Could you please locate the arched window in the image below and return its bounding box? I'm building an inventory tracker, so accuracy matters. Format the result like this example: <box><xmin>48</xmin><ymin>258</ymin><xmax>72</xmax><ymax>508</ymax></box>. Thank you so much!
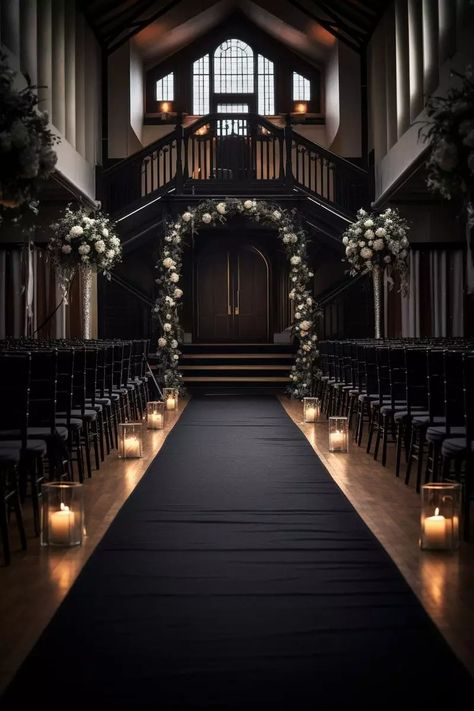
<box><xmin>214</xmin><ymin>39</ymin><xmax>254</xmax><ymax>94</ymax></box>
<box><xmin>156</xmin><ymin>72</ymin><xmax>174</xmax><ymax>101</ymax></box>
<box><xmin>293</xmin><ymin>72</ymin><xmax>310</xmax><ymax>101</ymax></box>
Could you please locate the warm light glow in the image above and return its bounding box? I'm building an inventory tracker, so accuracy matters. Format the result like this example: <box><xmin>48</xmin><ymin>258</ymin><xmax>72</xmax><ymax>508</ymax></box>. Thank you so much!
<box><xmin>294</xmin><ymin>102</ymin><xmax>307</xmax><ymax>114</ymax></box>
<box><xmin>159</xmin><ymin>101</ymin><xmax>172</xmax><ymax>114</ymax></box>
<box><xmin>195</xmin><ymin>125</ymin><xmax>209</xmax><ymax>136</ymax></box>
<box><xmin>310</xmin><ymin>24</ymin><xmax>336</xmax><ymax>46</ymax></box>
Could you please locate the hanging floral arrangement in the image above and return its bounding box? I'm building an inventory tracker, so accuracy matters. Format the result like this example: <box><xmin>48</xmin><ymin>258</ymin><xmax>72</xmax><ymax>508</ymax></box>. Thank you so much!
<box><xmin>0</xmin><ymin>52</ymin><xmax>58</xmax><ymax>215</ymax></box>
<box><xmin>342</xmin><ymin>207</ymin><xmax>410</xmax><ymax>291</ymax></box>
<box><xmin>421</xmin><ymin>66</ymin><xmax>474</xmax><ymax>201</ymax></box>
<box><xmin>153</xmin><ymin>198</ymin><xmax>318</xmax><ymax>399</ymax></box>
<box><xmin>49</xmin><ymin>204</ymin><xmax>122</xmax><ymax>287</ymax></box>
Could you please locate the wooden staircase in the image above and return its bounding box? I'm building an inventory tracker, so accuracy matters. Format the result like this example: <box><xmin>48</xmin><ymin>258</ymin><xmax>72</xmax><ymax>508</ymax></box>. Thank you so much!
<box><xmin>179</xmin><ymin>343</ymin><xmax>296</xmax><ymax>391</ymax></box>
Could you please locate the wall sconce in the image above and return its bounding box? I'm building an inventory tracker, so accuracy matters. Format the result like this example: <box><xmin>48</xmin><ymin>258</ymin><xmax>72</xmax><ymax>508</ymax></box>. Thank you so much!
<box><xmin>158</xmin><ymin>101</ymin><xmax>172</xmax><ymax>119</ymax></box>
<box><xmin>195</xmin><ymin>124</ymin><xmax>209</xmax><ymax>138</ymax></box>
<box><xmin>293</xmin><ymin>102</ymin><xmax>308</xmax><ymax>114</ymax></box>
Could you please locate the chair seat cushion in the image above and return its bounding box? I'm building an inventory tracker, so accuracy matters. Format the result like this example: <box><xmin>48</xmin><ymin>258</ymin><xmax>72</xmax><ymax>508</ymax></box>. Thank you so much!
<box><xmin>58</xmin><ymin>409</ymin><xmax>97</xmax><ymax>422</ymax></box>
<box><xmin>426</xmin><ymin>425</ymin><xmax>465</xmax><ymax>442</ymax></box>
<box><xmin>412</xmin><ymin>415</ymin><xmax>445</xmax><ymax>428</ymax></box>
<box><xmin>0</xmin><ymin>439</ymin><xmax>47</xmax><ymax>455</ymax></box>
<box><xmin>0</xmin><ymin>446</ymin><xmax>21</xmax><ymax>465</ymax></box>
<box><xmin>393</xmin><ymin>408</ymin><xmax>429</xmax><ymax>422</ymax></box>
<box><xmin>441</xmin><ymin>438</ymin><xmax>473</xmax><ymax>456</ymax></box>
<box><xmin>0</xmin><ymin>426</ymin><xmax>68</xmax><ymax>442</ymax></box>
<box><xmin>94</xmin><ymin>397</ymin><xmax>112</xmax><ymax>406</ymax></box>
<box><xmin>85</xmin><ymin>401</ymin><xmax>103</xmax><ymax>413</ymax></box>
<box><xmin>55</xmin><ymin>418</ymin><xmax>83</xmax><ymax>432</ymax></box>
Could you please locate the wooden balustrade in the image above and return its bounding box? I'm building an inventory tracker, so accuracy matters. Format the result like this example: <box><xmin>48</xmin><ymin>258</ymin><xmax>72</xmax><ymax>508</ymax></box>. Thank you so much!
<box><xmin>99</xmin><ymin>114</ymin><xmax>368</xmax><ymax>218</ymax></box>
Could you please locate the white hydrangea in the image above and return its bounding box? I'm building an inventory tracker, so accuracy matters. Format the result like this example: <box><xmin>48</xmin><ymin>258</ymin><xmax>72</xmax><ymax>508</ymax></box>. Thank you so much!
<box><xmin>174</xmin><ymin>288</ymin><xmax>183</xmax><ymax>298</ymax></box>
<box><xmin>61</xmin><ymin>244</ymin><xmax>72</xmax><ymax>254</ymax></box>
<box><xmin>375</xmin><ymin>227</ymin><xmax>386</xmax><ymax>237</ymax></box>
<box><xmin>364</xmin><ymin>229</ymin><xmax>374</xmax><ymax>239</ymax></box>
<box><xmin>102</xmin><ymin>228</ymin><xmax>109</xmax><ymax>237</ymax></box>
<box><xmin>70</xmin><ymin>225</ymin><xmax>83</xmax><ymax>237</ymax></box>
<box><xmin>170</xmin><ymin>272</ymin><xmax>180</xmax><ymax>283</ymax></box>
<box><xmin>216</xmin><ymin>202</ymin><xmax>226</xmax><ymax>215</ymax></box>
<box><xmin>182</xmin><ymin>212</ymin><xmax>192</xmax><ymax>222</ymax></box>
<box><xmin>163</xmin><ymin>323</ymin><xmax>172</xmax><ymax>332</ymax></box>
<box><xmin>364</xmin><ymin>219</ymin><xmax>374</xmax><ymax>228</ymax></box>
<box><xmin>283</xmin><ymin>235</ymin><xmax>290</xmax><ymax>244</ymax></box>
<box><xmin>158</xmin><ymin>337</ymin><xmax>167</xmax><ymax>348</ymax></box>
<box><xmin>78</xmin><ymin>244</ymin><xmax>90</xmax><ymax>255</ymax></box>
<box><xmin>95</xmin><ymin>240</ymin><xmax>106</xmax><ymax>253</ymax></box>
<box><xmin>111</xmin><ymin>237</ymin><xmax>120</xmax><ymax>247</ymax></box>
<box><xmin>373</xmin><ymin>239</ymin><xmax>385</xmax><ymax>251</ymax></box>
<box><xmin>358</xmin><ymin>240</ymin><xmax>366</xmax><ymax>247</ymax></box>
<box><xmin>290</xmin><ymin>255</ymin><xmax>301</xmax><ymax>265</ymax></box>
<box><xmin>273</xmin><ymin>210</ymin><xmax>281</xmax><ymax>220</ymax></box>
<box><xmin>400</xmin><ymin>237</ymin><xmax>409</xmax><ymax>247</ymax></box>
<box><xmin>81</xmin><ymin>255</ymin><xmax>89</xmax><ymax>262</ymax></box>
<box><xmin>201</xmin><ymin>213</ymin><xmax>212</xmax><ymax>224</ymax></box>
<box><xmin>360</xmin><ymin>247</ymin><xmax>373</xmax><ymax>259</ymax></box>
<box><xmin>295</xmin><ymin>312</ymin><xmax>301</xmax><ymax>319</ymax></box>
<box><xmin>300</xmin><ymin>320</ymin><xmax>312</xmax><ymax>330</ymax></box>
<box><xmin>243</xmin><ymin>200</ymin><xmax>253</xmax><ymax>209</ymax></box>
<box><xmin>171</xmin><ymin>339</ymin><xmax>178</xmax><ymax>348</ymax></box>
<box><xmin>163</xmin><ymin>257</ymin><xmax>175</xmax><ymax>269</ymax></box>
<box><xmin>106</xmin><ymin>249</ymin><xmax>115</xmax><ymax>259</ymax></box>
<box><xmin>342</xmin><ymin>236</ymin><xmax>349</xmax><ymax>245</ymax></box>
<box><xmin>173</xmin><ymin>235</ymin><xmax>181</xmax><ymax>244</ymax></box>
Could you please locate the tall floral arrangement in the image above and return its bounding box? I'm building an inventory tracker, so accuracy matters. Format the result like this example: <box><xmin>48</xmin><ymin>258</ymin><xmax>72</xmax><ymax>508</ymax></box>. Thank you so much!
<box><xmin>0</xmin><ymin>52</ymin><xmax>58</xmax><ymax>215</ymax></box>
<box><xmin>421</xmin><ymin>67</ymin><xmax>474</xmax><ymax>201</ymax></box>
<box><xmin>49</xmin><ymin>205</ymin><xmax>122</xmax><ymax>285</ymax></box>
<box><xmin>153</xmin><ymin>198</ymin><xmax>318</xmax><ymax>398</ymax></box>
<box><xmin>342</xmin><ymin>207</ymin><xmax>410</xmax><ymax>291</ymax></box>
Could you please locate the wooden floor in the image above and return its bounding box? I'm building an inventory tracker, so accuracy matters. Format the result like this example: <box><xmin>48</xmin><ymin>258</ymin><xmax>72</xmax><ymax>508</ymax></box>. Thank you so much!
<box><xmin>1</xmin><ymin>395</ymin><xmax>473</xmax><ymax>694</ymax></box>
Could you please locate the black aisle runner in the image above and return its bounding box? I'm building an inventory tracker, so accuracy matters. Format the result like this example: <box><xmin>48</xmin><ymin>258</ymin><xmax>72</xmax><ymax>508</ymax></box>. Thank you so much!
<box><xmin>4</xmin><ymin>396</ymin><xmax>473</xmax><ymax>708</ymax></box>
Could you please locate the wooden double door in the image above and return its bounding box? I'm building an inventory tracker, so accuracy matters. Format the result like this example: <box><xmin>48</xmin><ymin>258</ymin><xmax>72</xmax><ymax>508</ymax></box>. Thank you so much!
<box><xmin>196</xmin><ymin>243</ymin><xmax>269</xmax><ymax>342</ymax></box>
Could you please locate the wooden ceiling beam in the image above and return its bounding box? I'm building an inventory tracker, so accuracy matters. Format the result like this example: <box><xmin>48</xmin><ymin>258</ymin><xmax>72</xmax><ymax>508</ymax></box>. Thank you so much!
<box><xmin>289</xmin><ymin>0</ymin><xmax>363</xmax><ymax>53</ymax></box>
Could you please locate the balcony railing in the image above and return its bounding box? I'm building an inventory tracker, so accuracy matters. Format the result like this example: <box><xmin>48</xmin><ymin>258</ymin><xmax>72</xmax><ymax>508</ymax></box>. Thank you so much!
<box><xmin>100</xmin><ymin>114</ymin><xmax>368</xmax><ymax>218</ymax></box>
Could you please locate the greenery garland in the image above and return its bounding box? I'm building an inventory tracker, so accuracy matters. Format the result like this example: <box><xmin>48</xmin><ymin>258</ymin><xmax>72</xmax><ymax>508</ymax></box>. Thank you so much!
<box><xmin>153</xmin><ymin>198</ymin><xmax>318</xmax><ymax>398</ymax></box>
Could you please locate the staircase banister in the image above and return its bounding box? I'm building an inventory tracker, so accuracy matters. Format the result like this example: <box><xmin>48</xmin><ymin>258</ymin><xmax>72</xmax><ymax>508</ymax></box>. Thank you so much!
<box><xmin>291</xmin><ymin>131</ymin><xmax>368</xmax><ymax>177</ymax></box>
<box><xmin>101</xmin><ymin>130</ymin><xmax>178</xmax><ymax>177</ymax></box>
<box><xmin>317</xmin><ymin>272</ymin><xmax>366</xmax><ymax>307</ymax></box>
<box><xmin>184</xmin><ymin>113</ymin><xmax>284</xmax><ymax>137</ymax></box>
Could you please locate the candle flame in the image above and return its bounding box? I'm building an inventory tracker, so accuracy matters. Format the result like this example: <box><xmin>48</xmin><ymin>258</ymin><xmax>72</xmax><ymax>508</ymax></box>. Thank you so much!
<box><xmin>60</xmin><ymin>503</ymin><xmax>70</xmax><ymax>512</ymax></box>
<box><xmin>435</xmin><ymin>507</ymin><xmax>439</xmax><ymax>516</ymax></box>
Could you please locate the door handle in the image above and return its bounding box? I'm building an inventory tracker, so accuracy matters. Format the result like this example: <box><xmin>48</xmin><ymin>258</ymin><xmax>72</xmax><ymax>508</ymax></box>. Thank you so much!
<box><xmin>235</xmin><ymin>290</ymin><xmax>239</xmax><ymax>316</ymax></box>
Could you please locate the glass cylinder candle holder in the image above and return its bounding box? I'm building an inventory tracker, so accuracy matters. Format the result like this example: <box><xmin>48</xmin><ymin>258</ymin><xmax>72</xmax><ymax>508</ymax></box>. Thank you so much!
<box><xmin>118</xmin><ymin>422</ymin><xmax>144</xmax><ymax>459</ymax></box>
<box><xmin>328</xmin><ymin>416</ymin><xmax>349</xmax><ymax>452</ymax></box>
<box><xmin>303</xmin><ymin>397</ymin><xmax>321</xmax><ymax>423</ymax></box>
<box><xmin>420</xmin><ymin>482</ymin><xmax>461</xmax><ymax>551</ymax></box>
<box><xmin>163</xmin><ymin>387</ymin><xmax>178</xmax><ymax>412</ymax></box>
<box><xmin>147</xmin><ymin>401</ymin><xmax>165</xmax><ymax>430</ymax></box>
<box><xmin>41</xmin><ymin>482</ymin><xmax>84</xmax><ymax>547</ymax></box>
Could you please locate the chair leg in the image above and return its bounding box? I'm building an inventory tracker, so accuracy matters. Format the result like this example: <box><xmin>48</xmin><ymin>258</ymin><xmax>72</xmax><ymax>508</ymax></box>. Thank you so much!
<box><xmin>395</xmin><ymin>421</ymin><xmax>403</xmax><ymax>477</ymax></box>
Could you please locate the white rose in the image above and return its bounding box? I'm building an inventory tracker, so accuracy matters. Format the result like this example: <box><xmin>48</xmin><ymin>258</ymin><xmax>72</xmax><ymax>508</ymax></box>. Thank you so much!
<box><xmin>295</xmin><ymin>312</ymin><xmax>301</xmax><ymax>319</ymax></box>
<box><xmin>95</xmin><ymin>240</ymin><xmax>106</xmax><ymax>253</ymax></box>
<box><xmin>373</xmin><ymin>239</ymin><xmax>385</xmax><ymax>251</ymax></box>
<box><xmin>70</xmin><ymin>225</ymin><xmax>83</xmax><ymax>237</ymax></box>
<box><xmin>163</xmin><ymin>257</ymin><xmax>175</xmax><ymax>269</ymax></box>
<box><xmin>201</xmin><ymin>213</ymin><xmax>212</xmax><ymax>224</ymax></box>
<box><xmin>342</xmin><ymin>236</ymin><xmax>349</xmax><ymax>245</ymax></box>
<box><xmin>216</xmin><ymin>202</ymin><xmax>226</xmax><ymax>214</ymax></box>
<box><xmin>171</xmin><ymin>339</ymin><xmax>178</xmax><ymax>348</ymax></box>
<box><xmin>364</xmin><ymin>219</ymin><xmax>374</xmax><ymax>228</ymax></box>
<box><xmin>163</xmin><ymin>323</ymin><xmax>172</xmax><ymax>332</ymax></box>
<box><xmin>170</xmin><ymin>272</ymin><xmax>180</xmax><ymax>283</ymax></box>
<box><xmin>61</xmin><ymin>244</ymin><xmax>72</xmax><ymax>254</ymax></box>
<box><xmin>243</xmin><ymin>200</ymin><xmax>253</xmax><ymax>209</ymax></box>
<box><xmin>158</xmin><ymin>338</ymin><xmax>167</xmax><ymax>348</ymax></box>
<box><xmin>172</xmin><ymin>354</ymin><xmax>179</xmax><ymax>360</ymax></box>
<box><xmin>306</xmin><ymin>298</ymin><xmax>312</xmax><ymax>305</ymax></box>
<box><xmin>290</xmin><ymin>255</ymin><xmax>301</xmax><ymax>265</ymax></box>
<box><xmin>375</xmin><ymin>227</ymin><xmax>386</xmax><ymax>237</ymax></box>
<box><xmin>82</xmin><ymin>217</ymin><xmax>91</xmax><ymax>225</ymax></box>
<box><xmin>165</xmin><ymin>235</ymin><xmax>172</xmax><ymax>242</ymax></box>
<box><xmin>360</xmin><ymin>247</ymin><xmax>373</xmax><ymax>259</ymax></box>
<box><xmin>111</xmin><ymin>237</ymin><xmax>120</xmax><ymax>247</ymax></box>
<box><xmin>273</xmin><ymin>210</ymin><xmax>281</xmax><ymax>220</ymax></box>
<box><xmin>106</xmin><ymin>249</ymin><xmax>115</xmax><ymax>259</ymax></box>
<box><xmin>78</xmin><ymin>244</ymin><xmax>90</xmax><ymax>255</ymax></box>
<box><xmin>283</xmin><ymin>235</ymin><xmax>290</xmax><ymax>244</ymax></box>
<box><xmin>345</xmin><ymin>245</ymin><xmax>354</xmax><ymax>256</ymax></box>
<box><xmin>400</xmin><ymin>237</ymin><xmax>409</xmax><ymax>247</ymax></box>
<box><xmin>288</xmin><ymin>289</ymin><xmax>296</xmax><ymax>300</ymax></box>
<box><xmin>182</xmin><ymin>212</ymin><xmax>192</xmax><ymax>222</ymax></box>
<box><xmin>102</xmin><ymin>228</ymin><xmax>109</xmax><ymax>237</ymax></box>
<box><xmin>174</xmin><ymin>288</ymin><xmax>183</xmax><ymax>298</ymax></box>
<box><xmin>300</xmin><ymin>320</ymin><xmax>312</xmax><ymax>330</ymax></box>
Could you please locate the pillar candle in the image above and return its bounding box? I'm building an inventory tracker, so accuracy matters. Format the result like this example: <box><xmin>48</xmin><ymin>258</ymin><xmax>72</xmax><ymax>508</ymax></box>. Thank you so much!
<box><xmin>49</xmin><ymin>503</ymin><xmax>75</xmax><ymax>545</ymax></box>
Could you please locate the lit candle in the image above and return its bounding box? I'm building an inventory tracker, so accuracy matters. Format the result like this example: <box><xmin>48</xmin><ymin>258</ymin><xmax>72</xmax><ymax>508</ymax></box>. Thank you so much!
<box><xmin>329</xmin><ymin>430</ymin><xmax>346</xmax><ymax>451</ymax></box>
<box><xmin>149</xmin><ymin>412</ymin><xmax>164</xmax><ymax>429</ymax></box>
<box><xmin>424</xmin><ymin>507</ymin><xmax>447</xmax><ymax>548</ymax></box>
<box><xmin>166</xmin><ymin>396</ymin><xmax>176</xmax><ymax>411</ymax></box>
<box><xmin>305</xmin><ymin>407</ymin><xmax>317</xmax><ymax>422</ymax></box>
<box><xmin>49</xmin><ymin>503</ymin><xmax>75</xmax><ymax>545</ymax></box>
<box><xmin>124</xmin><ymin>436</ymin><xmax>140</xmax><ymax>458</ymax></box>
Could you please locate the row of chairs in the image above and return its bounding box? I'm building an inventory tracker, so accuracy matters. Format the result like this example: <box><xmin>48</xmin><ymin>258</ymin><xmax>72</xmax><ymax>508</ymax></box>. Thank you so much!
<box><xmin>315</xmin><ymin>339</ymin><xmax>474</xmax><ymax>539</ymax></box>
<box><xmin>0</xmin><ymin>338</ymin><xmax>151</xmax><ymax>564</ymax></box>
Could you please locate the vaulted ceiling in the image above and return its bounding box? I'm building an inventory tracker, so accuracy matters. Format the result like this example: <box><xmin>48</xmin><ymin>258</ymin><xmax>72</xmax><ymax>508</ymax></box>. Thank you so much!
<box><xmin>80</xmin><ymin>0</ymin><xmax>390</xmax><ymax>60</ymax></box>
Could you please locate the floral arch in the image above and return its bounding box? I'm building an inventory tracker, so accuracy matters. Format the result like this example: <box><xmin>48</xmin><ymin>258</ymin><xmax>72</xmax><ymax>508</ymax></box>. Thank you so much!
<box><xmin>153</xmin><ymin>198</ymin><xmax>318</xmax><ymax>398</ymax></box>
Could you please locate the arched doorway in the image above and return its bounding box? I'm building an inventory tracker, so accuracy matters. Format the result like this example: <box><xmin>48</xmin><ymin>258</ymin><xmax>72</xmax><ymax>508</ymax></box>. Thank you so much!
<box><xmin>195</xmin><ymin>239</ymin><xmax>270</xmax><ymax>342</ymax></box>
